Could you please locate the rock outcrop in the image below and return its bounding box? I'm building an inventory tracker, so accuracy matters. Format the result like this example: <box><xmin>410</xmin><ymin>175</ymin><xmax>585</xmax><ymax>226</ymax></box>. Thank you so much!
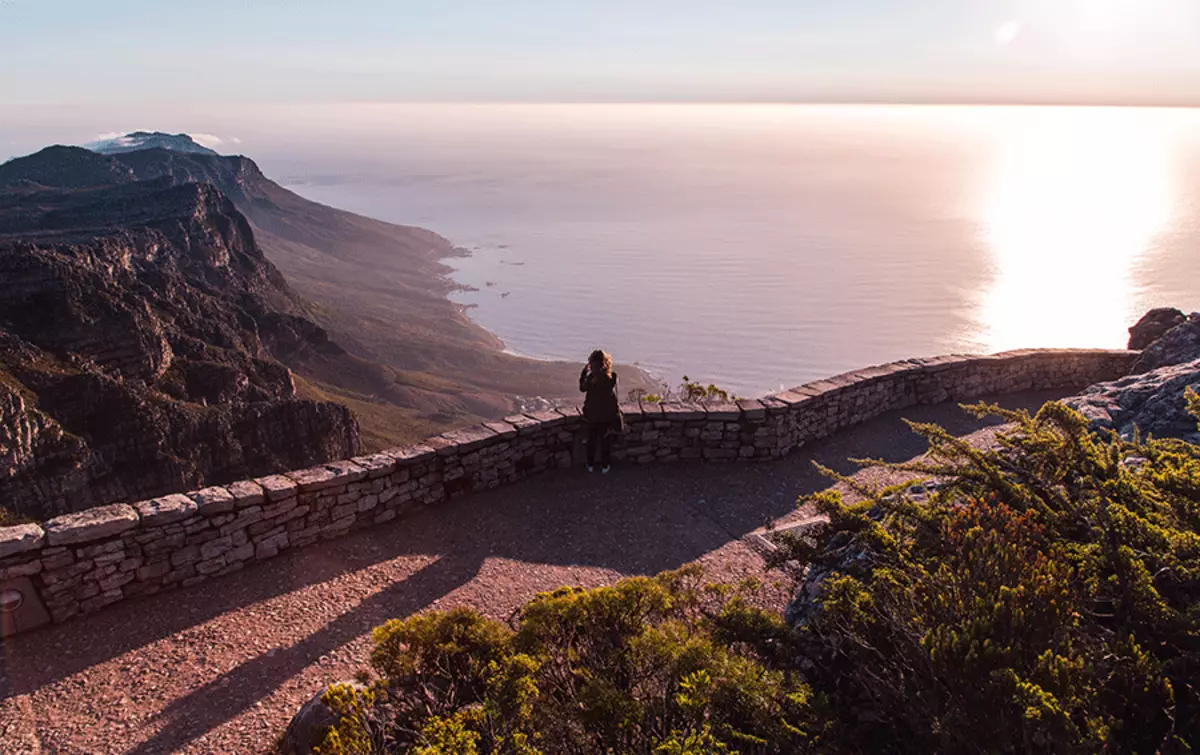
<box><xmin>1063</xmin><ymin>359</ymin><xmax>1200</xmax><ymax>444</ymax></box>
<box><xmin>1127</xmin><ymin>307</ymin><xmax>1186</xmax><ymax>351</ymax></box>
<box><xmin>280</xmin><ymin>683</ymin><xmax>368</xmax><ymax>755</ymax></box>
<box><xmin>1132</xmin><ymin>312</ymin><xmax>1200</xmax><ymax>374</ymax></box>
<box><xmin>1056</xmin><ymin>308</ymin><xmax>1200</xmax><ymax>444</ymax></box>
<box><xmin>0</xmin><ymin>179</ymin><xmax>360</xmax><ymax>519</ymax></box>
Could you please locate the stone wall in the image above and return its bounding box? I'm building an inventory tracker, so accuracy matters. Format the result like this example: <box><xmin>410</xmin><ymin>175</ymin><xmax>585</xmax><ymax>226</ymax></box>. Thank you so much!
<box><xmin>0</xmin><ymin>348</ymin><xmax>1137</xmax><ymax>635</ymax></box>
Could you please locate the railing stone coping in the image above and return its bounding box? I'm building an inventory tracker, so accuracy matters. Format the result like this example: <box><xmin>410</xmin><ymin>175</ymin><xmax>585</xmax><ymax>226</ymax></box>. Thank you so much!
<box><xmin>0</xmin><ymin>347</ymin><xmax>1138</xmax><ymax>635</ymax></box>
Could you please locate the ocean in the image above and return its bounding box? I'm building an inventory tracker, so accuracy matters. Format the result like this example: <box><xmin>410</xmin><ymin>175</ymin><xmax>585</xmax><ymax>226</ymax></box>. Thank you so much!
<box><xmin>273</xmin><ymin>103</ymin><xmax>1200</xmax><ymax>397</ymax></box>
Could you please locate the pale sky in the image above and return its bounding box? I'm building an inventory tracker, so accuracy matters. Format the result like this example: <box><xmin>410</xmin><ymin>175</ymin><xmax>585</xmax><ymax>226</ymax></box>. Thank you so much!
<box><xmin>2</xmin><ymin>0</ymin><xmax>1199</xmax><ymax>106</ymax></box>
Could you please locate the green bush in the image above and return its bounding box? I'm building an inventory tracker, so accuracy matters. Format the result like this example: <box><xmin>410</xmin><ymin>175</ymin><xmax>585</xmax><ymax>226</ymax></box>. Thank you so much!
<box><xmin>312</xmin><ymin>570</ymin><xmax>822</xmax><ymax>754</ymax></box>
<box><xmin>302</xmin><ymin>394</ymin><xmax>1200</xmax><ymax>754</ymax></box>
<box><xmin>777</xmin><ymin>396</ymin><xmax>1200</xmax><ymax>752</ymax></box>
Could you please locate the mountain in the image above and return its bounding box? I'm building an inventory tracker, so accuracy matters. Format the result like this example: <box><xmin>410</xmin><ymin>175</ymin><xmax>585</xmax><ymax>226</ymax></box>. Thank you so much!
<box><xmin>0</xmin><ymin>178</ymin><xmax>361</xmax><ymax>519</ymax></box>
<box><xmin>88</xmin><ymin>131</ymin><xmax>221</xmax><ymax>156</ymax></box>
<box><xmin>0</xmin><ymin>142</ymin><xmax>644</xmax><ymax>451</ymax></box>
<box><xmin>0</xmin><ymin>145</ymin><xmax>135</xmax><ymax>188</ymax></box>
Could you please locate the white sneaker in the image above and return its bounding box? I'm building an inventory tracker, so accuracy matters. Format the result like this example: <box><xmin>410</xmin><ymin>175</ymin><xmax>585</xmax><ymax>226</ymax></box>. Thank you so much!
<box><xmin>601</xmin><ymin>466</ymin><xmax>611</xmax><ymax>475</ymax></box>
<box><xmin>587</xmin><ymin>465</ymin><xmax>595</xmax><ymax>473</ymax></box>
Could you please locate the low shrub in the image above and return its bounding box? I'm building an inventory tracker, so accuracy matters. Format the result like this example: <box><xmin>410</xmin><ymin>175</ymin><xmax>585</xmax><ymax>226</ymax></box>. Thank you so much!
<box><xmin>310</xmin><ymin>572</ymin><xmax>823</xmax><ymax>754</ymax></box>
<box><xmin>629</xmin><ymin>375</ymin><xmax>738</xmax><ymax>405</ymax></box>
<box><xmin>774</xmin><ymin>396</ymin><xmax>1200</xmax><ymax>752</ymax></box>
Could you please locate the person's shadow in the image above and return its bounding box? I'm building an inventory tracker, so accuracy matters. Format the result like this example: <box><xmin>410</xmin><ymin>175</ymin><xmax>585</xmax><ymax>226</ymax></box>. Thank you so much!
<box><xmin>0</xmin><ymin>390</ymin><xmax>1061</xmax><ymax>754</ymax></box>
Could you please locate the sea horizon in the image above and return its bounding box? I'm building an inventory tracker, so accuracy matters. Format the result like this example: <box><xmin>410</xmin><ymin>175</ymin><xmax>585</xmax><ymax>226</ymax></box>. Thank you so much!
<box><xmin>270</xmin><ymin>102</ymin><xmax>1200</xmax><ymax>397</ymax></box>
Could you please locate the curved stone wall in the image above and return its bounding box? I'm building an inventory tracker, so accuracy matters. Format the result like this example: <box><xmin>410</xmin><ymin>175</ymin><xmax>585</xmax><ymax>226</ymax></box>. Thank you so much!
<box><xmin>0</xmin><ymin>348</ymin><xmax>1136</xmax><ymax>635</ymax></box>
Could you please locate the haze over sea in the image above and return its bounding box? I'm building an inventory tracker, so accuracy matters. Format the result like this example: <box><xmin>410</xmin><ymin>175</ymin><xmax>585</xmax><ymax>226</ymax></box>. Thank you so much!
<box><xmin>270</xmin><ymin>104</ymin><xmax>1200</xmax><ymax>397</ymax></box>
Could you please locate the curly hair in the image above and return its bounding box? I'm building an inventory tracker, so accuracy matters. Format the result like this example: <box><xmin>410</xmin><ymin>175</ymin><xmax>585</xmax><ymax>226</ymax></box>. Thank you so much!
<box><xmin>588</xmin><ymin>349</ymin><xmax>614</xmax><ymax>378</ymax></box>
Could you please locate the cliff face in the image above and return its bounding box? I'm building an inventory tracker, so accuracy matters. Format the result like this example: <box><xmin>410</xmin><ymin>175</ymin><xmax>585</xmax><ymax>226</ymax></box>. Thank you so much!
<box><xmin>0</xmin><ymin>179</ymin><xmax>360</xmax><ymax>519</ymax></box>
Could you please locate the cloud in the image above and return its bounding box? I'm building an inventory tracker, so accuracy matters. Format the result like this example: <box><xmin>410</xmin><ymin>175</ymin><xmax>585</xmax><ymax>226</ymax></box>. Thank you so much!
<box><xmin>189</xmin><ymin>133</ymin><xmax>243</xmax><ymax>148</ymax></box>
<box><xmin>188</xmin><ymin>132</ymin><xmax>225</xmax><ymax>148</ymax></box>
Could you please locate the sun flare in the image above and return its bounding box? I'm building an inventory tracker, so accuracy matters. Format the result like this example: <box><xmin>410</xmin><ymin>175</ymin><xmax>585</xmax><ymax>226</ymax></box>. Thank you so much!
<box><xmin>978</xmin><ymin>110</ymin><xmax>1176</xmax><ymax>352</ymax></box>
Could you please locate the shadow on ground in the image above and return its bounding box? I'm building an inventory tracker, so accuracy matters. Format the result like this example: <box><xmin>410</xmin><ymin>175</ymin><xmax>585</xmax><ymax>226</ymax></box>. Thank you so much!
<box><xmin>0</xmin><ymin>390</ymin><xmax>1062</xmax><ymax>753</ymax></box>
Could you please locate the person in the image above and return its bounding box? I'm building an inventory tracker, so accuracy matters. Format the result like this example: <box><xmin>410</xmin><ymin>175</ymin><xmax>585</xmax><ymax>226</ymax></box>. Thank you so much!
<box><xmin>579</xmin><ymin>349</ymin><xmax>623</xmax><ymax>473</ymax></box>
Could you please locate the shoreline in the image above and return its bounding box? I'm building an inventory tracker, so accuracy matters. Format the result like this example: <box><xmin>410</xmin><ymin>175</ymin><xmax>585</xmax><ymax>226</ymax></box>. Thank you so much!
<box><xmin>437</xmin><ymin>236</ymin><xmax>663</xmax><ymax>395</ymax></box>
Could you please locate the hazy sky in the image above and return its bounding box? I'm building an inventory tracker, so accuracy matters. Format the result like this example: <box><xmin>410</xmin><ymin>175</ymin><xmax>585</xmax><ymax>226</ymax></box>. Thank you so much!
<box><xmin>2</xmin><ymin>0</ymin><xmax>1199</xmax><ymax>106</ymax></box>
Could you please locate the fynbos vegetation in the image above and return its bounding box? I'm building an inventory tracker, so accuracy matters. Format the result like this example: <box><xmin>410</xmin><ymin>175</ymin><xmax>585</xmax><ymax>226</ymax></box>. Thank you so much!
<box><xmin>630</xmin><ymin>375</ymin><xmax>738</xmax><ymax>405</ymax></box>
<box><xmin>293</xmin><ymin>394</ymin><xmax>1200</xmax><ymax>754</ymax></box>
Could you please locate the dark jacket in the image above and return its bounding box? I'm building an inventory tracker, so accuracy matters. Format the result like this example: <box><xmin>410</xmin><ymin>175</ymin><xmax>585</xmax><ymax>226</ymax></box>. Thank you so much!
<box><xmin>579</xmin><ymin>367</ymin><xmax>622</xmax><ymax>426</ymax></box>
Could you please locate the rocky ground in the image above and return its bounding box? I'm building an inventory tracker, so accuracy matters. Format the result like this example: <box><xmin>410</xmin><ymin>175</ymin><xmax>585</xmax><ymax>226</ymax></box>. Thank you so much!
<box><xmin>0</xmin><ymin>391</ymin><xmax>1057</xmax><ymax>754</ymax></box>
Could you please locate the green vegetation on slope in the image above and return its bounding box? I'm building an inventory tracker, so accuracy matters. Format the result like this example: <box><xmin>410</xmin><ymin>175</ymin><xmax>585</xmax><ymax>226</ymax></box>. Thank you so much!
<box><xmin>290</xmin><ymin>393</ymin><xmax>1200</xmax><ymax>754</ymax></box>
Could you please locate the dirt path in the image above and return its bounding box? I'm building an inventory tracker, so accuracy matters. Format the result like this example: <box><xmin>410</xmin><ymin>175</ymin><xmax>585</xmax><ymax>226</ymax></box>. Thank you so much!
<box><xmin>0</xmin><ymin>391</ymin><xmax>1062</xmax><ymax>754</ymax></box>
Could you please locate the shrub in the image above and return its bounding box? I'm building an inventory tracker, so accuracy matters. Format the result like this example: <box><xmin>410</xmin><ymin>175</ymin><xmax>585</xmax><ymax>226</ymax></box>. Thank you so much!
<box><xmin>629</xmin><ymin>376</ymin><xmax>738</xmax><ymax>405</ymax></box>
<box><xmin>310</xmin><ymin>569</ymin><xmax>822</xmax><ymax>754</ymax></box>
<box><xmin>313</xmin><ymin>683</ymin><xmax>384</xmax><ymax>755</ymax></box>
<box><xmin>776</xmin><ymin>398</ymin><xmax>1200</xmax><ymax>752</ymax></box>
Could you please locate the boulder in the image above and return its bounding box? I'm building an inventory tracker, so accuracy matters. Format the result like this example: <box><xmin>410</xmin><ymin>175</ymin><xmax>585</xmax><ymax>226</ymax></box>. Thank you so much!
<box><xmin>1064</xmin><ymin>359</ymin><xmax>1200</xmax><ymax>444</ymax></box>
<box><xmin>1132</xmin><ymin>313</ymin><xmax>1200</xmax><ymax>374</ymax></box>
<box><xmin>1128</xmin><ymin>307</ymin><xmax>1186</xmax><ymax>350</ymax></box>
<box><xmin>280</xmin><ymin>682</ymin><xmax>366</xmax><ymax>755</ymax></box>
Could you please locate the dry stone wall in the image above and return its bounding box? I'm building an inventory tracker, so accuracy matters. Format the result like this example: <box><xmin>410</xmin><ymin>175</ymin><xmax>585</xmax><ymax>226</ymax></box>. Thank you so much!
<box><xmin>0</xmin><ymin>348</ymin><xmax>1137</xmax><ymax>635</ymax></box>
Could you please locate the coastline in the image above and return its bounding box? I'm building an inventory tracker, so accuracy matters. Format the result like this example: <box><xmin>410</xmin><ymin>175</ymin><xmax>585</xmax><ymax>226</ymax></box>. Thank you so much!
<box><xmin>436</xmin><ymin>235</ymin><xmax>661</xmax><ymax>397</ymax></box>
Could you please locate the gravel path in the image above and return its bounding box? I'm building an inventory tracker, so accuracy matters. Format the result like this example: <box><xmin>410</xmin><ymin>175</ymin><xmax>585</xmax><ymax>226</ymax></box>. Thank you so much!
<box><xmin>0</xmin><ymin>391</ymin><xmax>1063</xmax><ymax>754</ymax></box>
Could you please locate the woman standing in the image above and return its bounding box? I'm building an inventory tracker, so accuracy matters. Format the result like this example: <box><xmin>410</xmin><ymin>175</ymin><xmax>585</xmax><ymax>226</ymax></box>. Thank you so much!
<box><xmin>579</xmin><ymin>349</ymin><xmax>623</xmax><ymax>473</ymax></box>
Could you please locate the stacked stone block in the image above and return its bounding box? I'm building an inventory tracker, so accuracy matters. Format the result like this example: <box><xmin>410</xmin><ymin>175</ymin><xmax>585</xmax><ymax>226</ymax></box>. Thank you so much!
<box><xmin>0</xmin><ymin>348</ymin><xmax>1137</xmax><ymax>634</ymax></box>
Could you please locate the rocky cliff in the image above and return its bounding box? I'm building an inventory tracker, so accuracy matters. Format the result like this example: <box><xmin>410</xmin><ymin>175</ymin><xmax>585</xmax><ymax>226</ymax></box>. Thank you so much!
<box><xmin>0</xmin><ymin>178</ymin><xmax>360</xmax><ymax>519</ymax></box>
<box><xmin>0</xmin><ymin>143</ymin><xmax>620</xmax><ymax>449</ymax></box>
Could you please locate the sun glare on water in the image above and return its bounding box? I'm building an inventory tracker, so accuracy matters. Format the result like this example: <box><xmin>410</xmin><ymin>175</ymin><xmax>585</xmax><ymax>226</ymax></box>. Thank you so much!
<box><xmin>978</xmin><ymin>109</ymin><xmax>1177</xmax><ymax>352</ymax></box>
